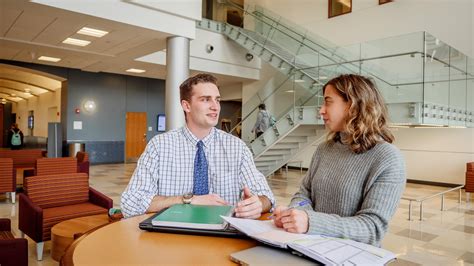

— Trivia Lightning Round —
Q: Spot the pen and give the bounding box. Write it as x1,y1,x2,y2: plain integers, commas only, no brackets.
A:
268,199,311,219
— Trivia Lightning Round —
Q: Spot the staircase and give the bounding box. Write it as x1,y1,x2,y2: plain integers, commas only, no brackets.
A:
196,3,474,176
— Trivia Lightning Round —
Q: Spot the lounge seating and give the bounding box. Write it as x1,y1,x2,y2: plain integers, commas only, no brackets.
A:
0,218,28,266
76,151,90,175
0,158,15,203
36,157,78,176
0,149,44,170
19,173,112,260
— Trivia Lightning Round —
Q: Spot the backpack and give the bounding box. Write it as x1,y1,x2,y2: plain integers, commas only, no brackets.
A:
269,115,277,126
11,130,21,146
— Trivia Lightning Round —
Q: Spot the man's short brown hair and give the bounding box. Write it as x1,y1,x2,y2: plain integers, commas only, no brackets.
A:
179,73,218,102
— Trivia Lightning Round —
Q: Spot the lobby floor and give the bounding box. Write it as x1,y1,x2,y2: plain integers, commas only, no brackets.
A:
0,163,473,265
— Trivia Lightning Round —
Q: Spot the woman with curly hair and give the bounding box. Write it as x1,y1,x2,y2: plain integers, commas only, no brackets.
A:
273,74,406,247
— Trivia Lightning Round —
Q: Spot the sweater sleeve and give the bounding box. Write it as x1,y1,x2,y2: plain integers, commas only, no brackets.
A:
304,151,406,246
290,148,319,211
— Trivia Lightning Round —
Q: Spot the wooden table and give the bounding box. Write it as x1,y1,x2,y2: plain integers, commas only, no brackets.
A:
63,214,258,265
51,214,110,261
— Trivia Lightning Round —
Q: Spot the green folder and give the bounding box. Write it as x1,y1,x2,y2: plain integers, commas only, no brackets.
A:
151,204,234,230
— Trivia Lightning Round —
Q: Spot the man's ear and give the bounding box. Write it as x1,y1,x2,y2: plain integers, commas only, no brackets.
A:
181,100,191,113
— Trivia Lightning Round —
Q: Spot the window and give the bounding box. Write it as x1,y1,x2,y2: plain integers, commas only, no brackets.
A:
379,0,392,5
329,0,352,18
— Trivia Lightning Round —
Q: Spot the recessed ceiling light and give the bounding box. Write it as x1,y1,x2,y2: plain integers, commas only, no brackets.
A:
77,27,109,37
24,88,30,93
62,37,91,46
38,56,61,62
126,68,146,73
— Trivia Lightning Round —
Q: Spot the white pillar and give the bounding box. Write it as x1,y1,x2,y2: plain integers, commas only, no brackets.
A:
165,36,189,131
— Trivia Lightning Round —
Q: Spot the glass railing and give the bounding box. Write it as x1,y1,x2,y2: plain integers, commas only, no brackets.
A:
217,2,474,128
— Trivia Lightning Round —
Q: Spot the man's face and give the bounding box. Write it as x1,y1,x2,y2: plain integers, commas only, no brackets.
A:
181,82,221,130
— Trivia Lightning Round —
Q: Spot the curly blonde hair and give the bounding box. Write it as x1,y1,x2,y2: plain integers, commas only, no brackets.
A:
323,74,394,154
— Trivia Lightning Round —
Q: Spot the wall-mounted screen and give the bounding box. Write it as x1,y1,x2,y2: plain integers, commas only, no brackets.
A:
28,115,34,129
157,114,166,132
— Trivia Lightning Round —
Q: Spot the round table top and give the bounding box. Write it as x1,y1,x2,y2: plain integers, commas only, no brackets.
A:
52,214,110,237
71,214,258,265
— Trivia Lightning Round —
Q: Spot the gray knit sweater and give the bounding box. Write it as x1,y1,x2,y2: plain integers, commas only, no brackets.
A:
291,140,406,246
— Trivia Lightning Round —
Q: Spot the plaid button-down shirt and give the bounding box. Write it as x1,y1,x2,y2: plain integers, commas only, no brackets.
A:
121,126,275,217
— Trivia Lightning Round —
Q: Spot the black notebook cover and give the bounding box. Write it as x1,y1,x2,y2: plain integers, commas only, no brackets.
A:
139,210,246,238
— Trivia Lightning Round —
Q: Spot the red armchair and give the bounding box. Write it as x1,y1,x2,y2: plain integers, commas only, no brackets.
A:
0,158,16,203
0,218,28,266
76,151,90,175
19,173,112,260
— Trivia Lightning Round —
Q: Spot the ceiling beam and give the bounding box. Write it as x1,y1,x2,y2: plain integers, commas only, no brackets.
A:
0,85,39,97
0,77,54,92
0,93,20,102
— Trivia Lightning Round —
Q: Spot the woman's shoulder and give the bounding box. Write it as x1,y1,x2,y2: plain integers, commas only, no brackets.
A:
371,141,404,165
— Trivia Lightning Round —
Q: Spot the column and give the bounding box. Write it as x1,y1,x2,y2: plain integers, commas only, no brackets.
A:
165,36,189,131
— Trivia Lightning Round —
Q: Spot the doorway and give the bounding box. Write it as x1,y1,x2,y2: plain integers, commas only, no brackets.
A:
125,112,147,162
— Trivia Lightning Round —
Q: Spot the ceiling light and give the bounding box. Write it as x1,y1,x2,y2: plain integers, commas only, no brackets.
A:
62,37,91,46
126,68,146,73
285,90,295,93
38,56,61,62
77,27,109,37
11,93,16,96
295,79,305,83
24,88,30,93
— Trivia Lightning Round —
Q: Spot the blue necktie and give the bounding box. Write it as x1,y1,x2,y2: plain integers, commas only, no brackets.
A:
193,141,209,195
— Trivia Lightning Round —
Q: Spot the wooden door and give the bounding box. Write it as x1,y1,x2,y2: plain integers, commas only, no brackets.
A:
125,112,147,162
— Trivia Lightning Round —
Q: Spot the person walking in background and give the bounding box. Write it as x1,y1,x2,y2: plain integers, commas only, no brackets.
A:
272,74,406,247
8,123,24,150
251,103,270,139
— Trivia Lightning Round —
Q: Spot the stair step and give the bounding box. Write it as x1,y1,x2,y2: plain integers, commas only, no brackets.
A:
264,149,291,156
280,136,307,143
273,143,300,149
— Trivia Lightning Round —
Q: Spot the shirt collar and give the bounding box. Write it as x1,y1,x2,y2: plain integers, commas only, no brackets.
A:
182,126,216,147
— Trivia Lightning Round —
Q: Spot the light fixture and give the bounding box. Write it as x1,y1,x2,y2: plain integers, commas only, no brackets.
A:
38,56,61,62
206,44,214,53
62,37,91,46
285,90,295,93
126,68,146,73
83,100,96,113
295,79,305,83
77,27,109,37
24,88,30,93
245,53,254,61
11,93,16,96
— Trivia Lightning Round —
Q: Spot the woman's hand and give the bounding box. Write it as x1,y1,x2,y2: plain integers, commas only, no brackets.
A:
272,206,309,233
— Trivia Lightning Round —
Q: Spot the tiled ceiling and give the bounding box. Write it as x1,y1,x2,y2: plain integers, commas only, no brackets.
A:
0,0,247,104
0,0,171,97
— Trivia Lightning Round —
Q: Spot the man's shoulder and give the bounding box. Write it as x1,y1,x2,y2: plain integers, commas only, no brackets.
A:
214,128,246,145
149,128,184,144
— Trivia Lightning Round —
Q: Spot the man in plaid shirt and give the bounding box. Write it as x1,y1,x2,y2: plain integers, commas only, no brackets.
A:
121,73,274,218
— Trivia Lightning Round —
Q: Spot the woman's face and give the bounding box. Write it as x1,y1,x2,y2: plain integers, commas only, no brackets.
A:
319,85,350,133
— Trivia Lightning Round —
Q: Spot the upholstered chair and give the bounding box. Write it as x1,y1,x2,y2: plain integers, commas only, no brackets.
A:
19,173,112,260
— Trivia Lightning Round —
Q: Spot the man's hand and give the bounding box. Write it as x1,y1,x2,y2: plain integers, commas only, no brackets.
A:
272,205,309,233
234,187,262,219
191,194,228,206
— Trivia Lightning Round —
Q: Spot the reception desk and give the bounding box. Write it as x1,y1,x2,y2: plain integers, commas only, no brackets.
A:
62,214,258,265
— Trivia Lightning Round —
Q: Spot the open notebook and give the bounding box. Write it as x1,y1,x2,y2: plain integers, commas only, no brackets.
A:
222,216,396,265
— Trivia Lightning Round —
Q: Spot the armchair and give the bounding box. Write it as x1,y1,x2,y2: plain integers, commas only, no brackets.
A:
76,151,90,175
0,158,15,203
19,173,112,260
0,218,28,266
